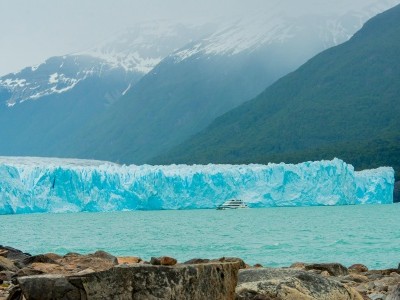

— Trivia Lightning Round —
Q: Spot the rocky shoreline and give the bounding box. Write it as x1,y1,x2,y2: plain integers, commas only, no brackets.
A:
1,245,399,300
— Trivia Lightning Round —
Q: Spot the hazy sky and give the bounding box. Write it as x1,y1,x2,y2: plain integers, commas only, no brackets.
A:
1,0,399,75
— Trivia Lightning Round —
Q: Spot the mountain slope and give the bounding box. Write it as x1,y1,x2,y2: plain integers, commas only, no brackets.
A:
64,2,395,164
0,23,209,157
156,4,400,179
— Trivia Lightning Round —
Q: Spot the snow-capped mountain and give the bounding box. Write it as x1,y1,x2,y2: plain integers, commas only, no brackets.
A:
173,0,398,62
0,22,212,158
63,1,400,164
81,21,212,73
0,21,208,107
0,55,133,108
0,22,211,108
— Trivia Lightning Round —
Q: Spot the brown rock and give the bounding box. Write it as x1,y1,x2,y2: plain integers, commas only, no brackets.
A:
0,257,17,272
381,269,400,276
349,264,369,273
16,267,44,277
321,270,330,277
91,250,118,265
376,275,400,288
13,250,119,278
42,253,62,261
75,268,96,275
117,256,142,265
18,262,240,300
29,263,65,274
290,262,307,269
343,274,369,284
254,264,263,268
0,270,14,282
159,256,177,266
56,250,118,274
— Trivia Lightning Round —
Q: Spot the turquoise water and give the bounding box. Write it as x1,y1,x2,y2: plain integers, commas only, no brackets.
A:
1,204,399,269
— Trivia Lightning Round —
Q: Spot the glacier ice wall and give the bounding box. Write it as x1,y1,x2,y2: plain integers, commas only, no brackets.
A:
0,157,394,214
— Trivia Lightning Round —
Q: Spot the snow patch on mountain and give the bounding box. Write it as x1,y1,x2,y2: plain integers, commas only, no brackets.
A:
173,1,399,62
79,21,212,73
0,21,211,107
0,58,99,106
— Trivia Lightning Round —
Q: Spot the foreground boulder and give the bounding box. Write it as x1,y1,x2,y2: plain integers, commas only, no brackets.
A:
17,262,240,300
236,268,363,300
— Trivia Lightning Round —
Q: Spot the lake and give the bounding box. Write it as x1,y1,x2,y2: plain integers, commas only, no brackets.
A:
1,204,399,269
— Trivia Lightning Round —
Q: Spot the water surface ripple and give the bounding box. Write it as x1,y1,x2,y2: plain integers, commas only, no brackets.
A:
1,204,399,269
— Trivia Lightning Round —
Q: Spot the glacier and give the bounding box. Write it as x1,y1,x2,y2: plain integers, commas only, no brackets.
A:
0,157,394,215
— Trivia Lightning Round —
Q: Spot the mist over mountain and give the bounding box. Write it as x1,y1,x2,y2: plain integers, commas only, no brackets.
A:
58,3,392,164
156,4,400,184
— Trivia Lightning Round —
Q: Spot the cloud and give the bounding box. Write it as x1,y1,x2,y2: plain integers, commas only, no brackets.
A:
0,0,399,75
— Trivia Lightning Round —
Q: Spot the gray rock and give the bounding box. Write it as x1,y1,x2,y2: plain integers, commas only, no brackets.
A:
6,285,23,300
305,263,349,276
236,268,363,300
0,246,31,261
388,284,400,300
18,262,239,300
90,250,118,265
150,256,161,265
372,294,387,300
183,258,210,264
18,274,83,300
23,254,58,266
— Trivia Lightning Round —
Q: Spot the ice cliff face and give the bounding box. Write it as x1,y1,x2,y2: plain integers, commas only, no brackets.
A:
0,157,394,214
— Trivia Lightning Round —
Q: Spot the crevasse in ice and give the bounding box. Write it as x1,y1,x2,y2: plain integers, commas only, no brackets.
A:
0,157,394,214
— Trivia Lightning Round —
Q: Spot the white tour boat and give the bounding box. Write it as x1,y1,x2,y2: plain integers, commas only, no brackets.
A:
216,199,249,210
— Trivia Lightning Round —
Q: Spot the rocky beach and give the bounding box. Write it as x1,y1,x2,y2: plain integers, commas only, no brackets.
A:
1,245,399,300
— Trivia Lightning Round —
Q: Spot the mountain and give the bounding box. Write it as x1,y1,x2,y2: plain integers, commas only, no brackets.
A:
156,4,400,184
0,22,209,157
62,2,396,164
